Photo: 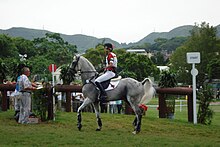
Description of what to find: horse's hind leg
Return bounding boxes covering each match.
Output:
[131,112,142,134]
[77,98,92,131]
[132,117,137,128]
[93,102,102,131]
[127,98,143,134]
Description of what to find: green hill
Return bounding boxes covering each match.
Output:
[1,24,219,52]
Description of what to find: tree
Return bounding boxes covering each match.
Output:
[197,84,214,125]
[28,55,54,81]
[151,52,166,65]
[33,33,77,67]
[115,50,160,81]
[0,59,8,83]
[13,37,36,58]
[207,58,220,79]
[0,34,18,58]
[169,22,220,85]
[83,44,105,70]
[83,47,160,81]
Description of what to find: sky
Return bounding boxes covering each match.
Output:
[0,0,219,43]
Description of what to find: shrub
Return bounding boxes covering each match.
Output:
[197,84,214,125]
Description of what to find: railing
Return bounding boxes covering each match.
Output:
[156,87,193,122]
[1,84,193,122]
[0,84,16,111]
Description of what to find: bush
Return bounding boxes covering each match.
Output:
[158,71,177,118]
[197,84,214,125]
[32,87,48,121]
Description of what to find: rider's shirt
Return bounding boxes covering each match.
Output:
[105,52,117,72]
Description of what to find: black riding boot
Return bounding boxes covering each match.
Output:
[95,82,108,102]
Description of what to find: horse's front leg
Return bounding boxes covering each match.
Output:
[77,98,92,131]
[93,102,102,131]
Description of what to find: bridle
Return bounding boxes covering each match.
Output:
[68,56,81,74]
[68,56,97,75]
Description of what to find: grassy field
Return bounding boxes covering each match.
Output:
[0,104,220,147]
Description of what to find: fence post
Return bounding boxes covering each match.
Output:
[66,92,71,112]
[47,86,54,120]
[1,90,7,111]
[158,93,166,118]
[187,93,193,122]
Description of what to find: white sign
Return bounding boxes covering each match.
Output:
[191,68,198,76]
[186,52,201,124]
[187,52,201,64]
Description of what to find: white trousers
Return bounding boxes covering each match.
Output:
[95,71,115,83]
[18,93,31,124]
[14,96,21,111]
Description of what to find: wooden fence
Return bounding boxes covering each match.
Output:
[0,84,193,122]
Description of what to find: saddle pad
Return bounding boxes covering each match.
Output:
[105,80,120,91]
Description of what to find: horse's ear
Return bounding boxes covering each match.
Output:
[73,54,80,61]
[73,54,80,60]
[73,55,77,61]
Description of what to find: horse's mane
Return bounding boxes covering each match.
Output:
[79,56,96,71]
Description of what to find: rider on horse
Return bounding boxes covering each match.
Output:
[95,43,118,102]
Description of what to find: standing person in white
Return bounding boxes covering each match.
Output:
[16,67,37,124]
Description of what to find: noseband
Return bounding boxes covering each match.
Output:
[69,56,97,74]
[69,56,80,74]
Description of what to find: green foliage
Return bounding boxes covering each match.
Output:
[28,55,54,80]
[169,46,191,84]
[84,46,160,81]
[149,37,187,52]
[0,34,19,59]
[32,87,48,121]
[116,51,160,81]
[84,44,105,70]
[59,64,75,85]
[170,22,220,85]
[0,59,8,83]
[158,70,177,117]
[0,33,77,82]
[158,70,177,88]
[207,58,220,79]
[33,33,77,67]
[151,52,168,65]
[197,84,215,125]
[13,37,36,58]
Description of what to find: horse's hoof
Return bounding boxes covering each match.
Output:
[77,124,82,131]
[96,128,101,131]
[132,131,140,134]
[132,131,137,134]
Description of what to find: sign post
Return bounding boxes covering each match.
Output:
[186,52,200,124]
[48,64,57,121]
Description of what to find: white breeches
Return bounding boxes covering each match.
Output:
[95,71,115,83]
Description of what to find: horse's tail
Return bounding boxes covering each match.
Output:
[139,78,155,105]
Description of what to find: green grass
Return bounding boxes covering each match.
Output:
[0,105,220,147]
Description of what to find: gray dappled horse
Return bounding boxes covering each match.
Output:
[68,55,155,134]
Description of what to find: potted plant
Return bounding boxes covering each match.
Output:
[158,70,177,119]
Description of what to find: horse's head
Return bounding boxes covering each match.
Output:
[68,55,81,75]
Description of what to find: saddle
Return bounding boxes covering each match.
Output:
[101,76,122,91]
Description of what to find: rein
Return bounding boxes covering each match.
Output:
[81,70,97,74]
[69,56,81,72]
[70,56,97,74]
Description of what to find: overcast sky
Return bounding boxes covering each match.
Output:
[0,0,219,43]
